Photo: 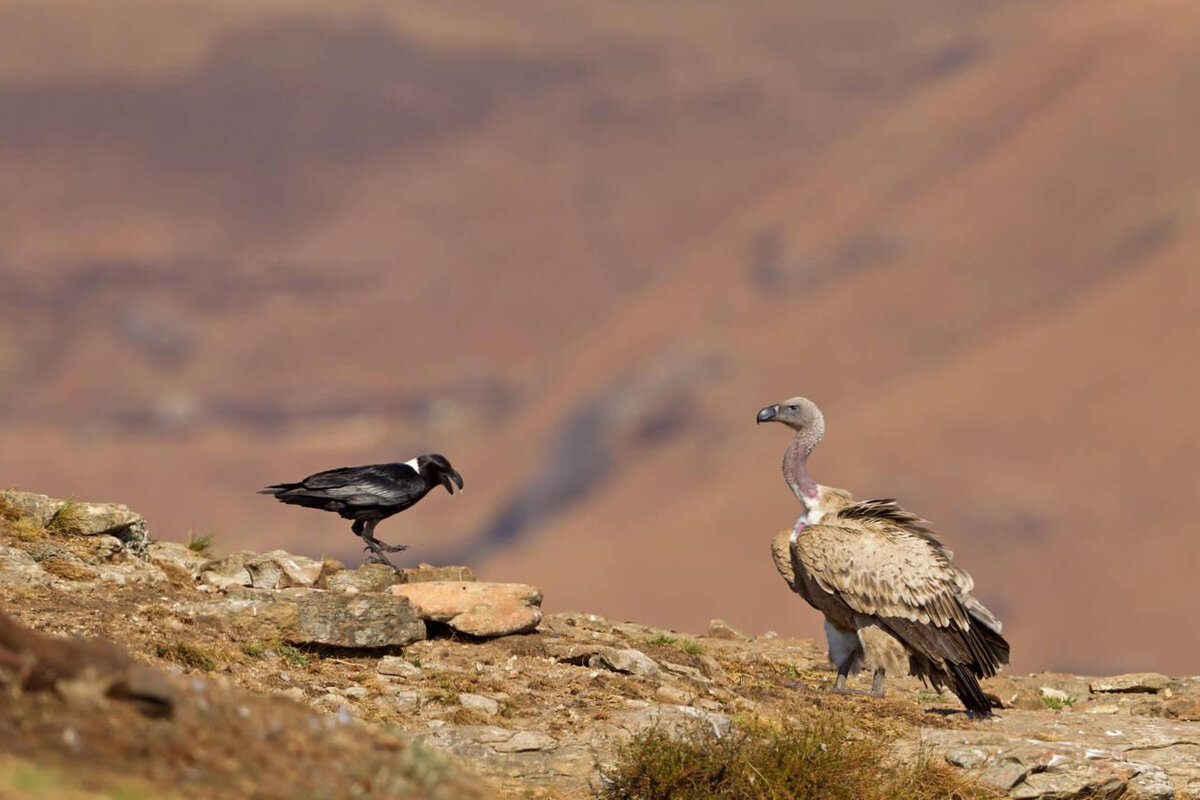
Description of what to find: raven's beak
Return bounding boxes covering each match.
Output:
[757,405,778,424]
[441,470,464,495]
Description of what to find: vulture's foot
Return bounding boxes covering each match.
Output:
[375,542,409,553]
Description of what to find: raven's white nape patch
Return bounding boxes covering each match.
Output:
[403,457,421,472]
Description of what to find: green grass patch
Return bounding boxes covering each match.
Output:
[646,634,706,656]
[186,530,214,554]
[241,642,266,658]
[154,641,217,672]
[1041,694,1076,711]
[600,717,998,800]
[276,643,310,667]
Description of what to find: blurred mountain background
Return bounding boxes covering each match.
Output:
[1,0,1198,673]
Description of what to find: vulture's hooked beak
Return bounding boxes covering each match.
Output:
[441,470,465,496]
[756,405,779,424]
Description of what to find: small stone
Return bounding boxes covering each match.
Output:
[1041,687,1071,701]
[706,619,747,641]
[343,686,369,699]
[377,655,422,678]
[458,693,500,715]
[1090,673,1169,694]
[381,690,425,714]
[316,693,352,712]
[663,661,708,682]
[655,684,694,706]
[760,631,779,640]
[275,687,305,702]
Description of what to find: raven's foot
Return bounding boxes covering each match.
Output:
[361,545,402,571]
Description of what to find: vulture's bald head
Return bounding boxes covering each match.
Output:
[756,396,824,433]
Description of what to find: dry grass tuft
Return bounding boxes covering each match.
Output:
[599,716,998,800]
[154,641,218,672]
[38,556,96,581]
[46,500,86,536]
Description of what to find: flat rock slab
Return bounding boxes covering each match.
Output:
[387,582,542,637]
[397,564,476,584]
[1090,672,1170,694]
[174,587,425,648]
[552,644,660,677]
[918,708,1200,799]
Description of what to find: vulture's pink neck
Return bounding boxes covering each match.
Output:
[783,432,820,508]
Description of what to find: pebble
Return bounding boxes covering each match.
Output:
[459,693,501,715]
[377,655,422,678]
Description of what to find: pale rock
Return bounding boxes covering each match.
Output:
[381,690,425,714]
[326,563,398,594]
[397,564,476,584]
[244,550,326,589]
[0,545,54,587]
[706,618,747,641]
[316,693,352,712]
[148,542,209,580]
[492,731,557,753]
[1040,687,1072,702]
[459,693,501,715]
[388,581,542,637]
[553,644,660,676]
[1090,673,1170,694]
[275,687,305,702]
[655,684,694,706]
[343,686,369,699]
[377,655,422,678]
[663,661,709,682]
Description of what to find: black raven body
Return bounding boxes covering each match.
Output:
[260,454,463,569]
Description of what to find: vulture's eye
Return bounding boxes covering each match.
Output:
[787,405,797,412]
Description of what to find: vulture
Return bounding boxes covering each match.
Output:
[758,397,1009,716]
[260,454,464,569]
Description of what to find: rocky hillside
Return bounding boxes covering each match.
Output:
[2,489,1198,799]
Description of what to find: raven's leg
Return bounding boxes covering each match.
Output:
[353,519,401,569]
[362,518,408,553]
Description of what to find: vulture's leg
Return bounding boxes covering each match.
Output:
[869,667,886,698]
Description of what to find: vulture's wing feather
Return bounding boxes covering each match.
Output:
[791,499,1009,682]
[791,506,973,629]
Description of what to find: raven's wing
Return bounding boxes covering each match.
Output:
[265,463,426,510]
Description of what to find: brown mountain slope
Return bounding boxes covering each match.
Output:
[2,0,1198,673]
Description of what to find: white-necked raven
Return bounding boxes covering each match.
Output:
[260,454,464,569]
